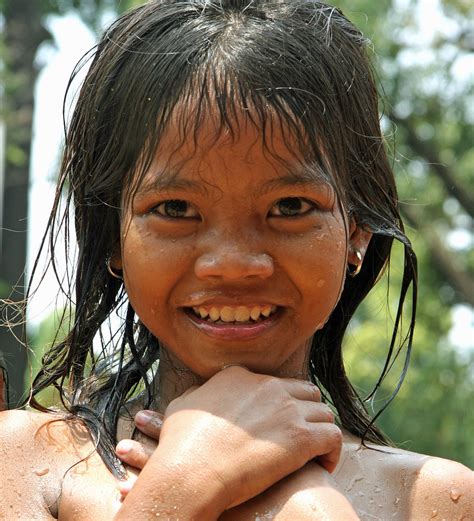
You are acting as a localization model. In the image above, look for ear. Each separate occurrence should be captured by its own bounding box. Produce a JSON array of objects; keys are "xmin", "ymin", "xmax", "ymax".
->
[
  {"xmin": 109, "ymin": 243, "xmax": 123, "ymax": 271},
  {"xmin": 348, "ymin": 218, "xmax": 372, "ymax": 268}
]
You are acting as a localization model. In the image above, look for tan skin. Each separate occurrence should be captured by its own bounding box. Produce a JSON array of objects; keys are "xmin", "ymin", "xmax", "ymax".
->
[{"xmin": 0, "ymin": 120, "xmax": 472, "ymax": 520}]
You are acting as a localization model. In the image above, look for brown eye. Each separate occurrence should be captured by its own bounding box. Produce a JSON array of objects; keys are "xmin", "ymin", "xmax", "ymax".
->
[
  {"xmin": 153, "ymin": 200, "xmax": 199, "ymax": 218},
  {"xmin": 269, "ymin": 197, "xmax": 315, "ymax": 217}
]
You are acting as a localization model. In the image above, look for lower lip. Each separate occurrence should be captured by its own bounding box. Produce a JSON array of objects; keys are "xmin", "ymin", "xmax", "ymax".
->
[{"xmin": 184, "ymin": 308, "xmax": 283, "ymax": 340}]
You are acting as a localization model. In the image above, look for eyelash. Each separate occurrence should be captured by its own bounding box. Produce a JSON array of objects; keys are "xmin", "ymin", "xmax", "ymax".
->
[
  {"xmin": 149, "ymin": 197, "xmax": 317, "ymax": 220},
  {"xmin": 268, "ymin": 197, "xmax": 317, "ymax": 218},
  {"xmin": 150, "ymin": 200, "xmax": 199, "ymax": 219}
]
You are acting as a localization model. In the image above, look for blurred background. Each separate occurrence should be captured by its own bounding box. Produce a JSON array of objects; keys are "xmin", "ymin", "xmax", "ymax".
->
[{"xmin": 0, "ymin": 0, "xmax": 472, "ymax": 466}]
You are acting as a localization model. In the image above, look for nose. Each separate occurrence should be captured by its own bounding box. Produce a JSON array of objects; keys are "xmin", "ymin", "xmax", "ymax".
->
[{"xmin": 194, "ymin": 247, "xmax": 274, "ymax": 281}]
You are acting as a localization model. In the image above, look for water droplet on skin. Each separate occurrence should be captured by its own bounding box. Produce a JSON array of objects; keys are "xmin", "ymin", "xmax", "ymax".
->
[
  {"xmin": 450, "ymin": 488, "xmax": 462, "ymax": 502},
  {"xmin": 374, "ymin": 485, "xmax": 381, "ymax": 493},
  {"xmin": 34, "ymin": 467, "xmax": 49, "ymax": 476},
  {"xmin": 345, "ymin": 474, "xmax": 363, "ymax": 492},
  {"xmin": 430, "ymin": 510, "xmax": 438, "ymax": 518},
  {"xmin": 394, "ymin": 497, "xmax": 400, "ymax": 506}
]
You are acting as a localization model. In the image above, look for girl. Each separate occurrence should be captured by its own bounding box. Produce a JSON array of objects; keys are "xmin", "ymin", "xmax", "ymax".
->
[{"xmin": 0, "ymin": 0, "xmax": 471, "ymax": 519}]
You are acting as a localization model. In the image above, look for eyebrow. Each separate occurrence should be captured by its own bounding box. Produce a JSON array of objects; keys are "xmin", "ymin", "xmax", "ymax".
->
[
  {"xmin": 135, "ymin": 169, "xmax": 209, "ymax": 197},
  {"xmin": 258, "ymin": 164, "xmax": 333, "ymax": 196},
  {"xmin": 135, "ymin": 162, "xmax": 332, "ymax": 197}
]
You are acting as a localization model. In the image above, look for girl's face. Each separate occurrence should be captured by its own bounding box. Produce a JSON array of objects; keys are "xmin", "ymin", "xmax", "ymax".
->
[{"xmin": 114, "ymin": 117, "xmax": 369, "ymax": 378}]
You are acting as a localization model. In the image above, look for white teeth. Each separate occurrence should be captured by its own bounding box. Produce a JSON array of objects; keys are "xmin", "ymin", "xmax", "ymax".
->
[
  {"xmin": 235, "ymin": 306, "xmax": 250, "ymax": 322},
  {"xmin": 250, "ymin": 306, "xmax": 261, "ymax": 321},
  {"xmin": 194, "ymin": 306, "xmax": 209, "ymax": 319},
  {"xmin": 192, "ymin": 304, "xmax": 278, "ymax": 323},
  {"xmin": 209, "ymin": 307, "xmax": 220, "ymax": 321},
  {"xmin": 220, "ymin": 306, "xmax": 236, "ymax": 322}
]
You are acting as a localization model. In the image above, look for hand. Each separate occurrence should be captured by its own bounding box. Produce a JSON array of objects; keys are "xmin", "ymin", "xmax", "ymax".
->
[
  {"xmin": 116, "ymin": 366, "xmax": 342, "ymax": 516},
  {"xmin": 115, "ymin": 411, "xmax": 163, "ymax": 497}
]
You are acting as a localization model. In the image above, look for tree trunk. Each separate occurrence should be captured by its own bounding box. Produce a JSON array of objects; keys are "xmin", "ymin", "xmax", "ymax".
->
[{"xmin": 0, "ymin": 0, "xmax": 49, "ymax": 407}]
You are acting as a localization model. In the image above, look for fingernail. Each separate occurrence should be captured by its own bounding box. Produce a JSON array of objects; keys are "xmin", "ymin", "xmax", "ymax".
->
[
  {"xmin": 116, "ymin": 440, "xmax": 133, "ymax": 455},
  {"xmin": 135, "ymin": 410, "xmax": 154, "ymax": 426}
]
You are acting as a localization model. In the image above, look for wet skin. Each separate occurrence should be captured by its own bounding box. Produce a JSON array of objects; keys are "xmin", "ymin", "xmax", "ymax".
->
[{"xmin": 113, "ymin": 119, "xmax": 367, "ymax": 381}]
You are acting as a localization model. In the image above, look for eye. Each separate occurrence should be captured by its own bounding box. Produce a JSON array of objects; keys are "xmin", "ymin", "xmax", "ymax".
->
[
  {"xmin": 151, "ymin": 199, "xmax": 199, "ymax": 219},
  {"xmin": 269, "ymin": 197, "xmax": 315, "ymax": 217}
]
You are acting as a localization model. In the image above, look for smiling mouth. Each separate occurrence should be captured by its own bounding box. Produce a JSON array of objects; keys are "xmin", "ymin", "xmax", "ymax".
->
[{"xmin": 186, "ymin": 304, "xmax": 278, "ymax": 324}]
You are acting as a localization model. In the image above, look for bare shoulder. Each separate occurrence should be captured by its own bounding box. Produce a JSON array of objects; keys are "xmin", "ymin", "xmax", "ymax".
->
[
  {"xmin": 407, "ymin": 452, "xmax": 473, "ymax": 520},
  {"xmin": 0, "ymin": 408, "xmax": 114, "ymax": 519},
  {"xmin": 0, "ymin": 407, "xmax": 96, "ymax": 457},
  {"xmin": 0, "ymin": 409, "xmax": 62, "ymax": 519},
  {"xmin": 363, "ymin": 442, "xmax": 473, "ymax": 520}
]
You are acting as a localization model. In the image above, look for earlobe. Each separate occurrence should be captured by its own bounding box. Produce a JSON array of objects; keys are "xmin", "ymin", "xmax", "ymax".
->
[
  {"xmin": 110, "ymin": 250, "xmax": 123, "ymax": 271},
  {"xmin": 347, "ymin": 221, "xmax": 372, "ymax": 277},
  {"xmin": 107, "ymin": 246, "xmax": 123, "ymax": 279}
]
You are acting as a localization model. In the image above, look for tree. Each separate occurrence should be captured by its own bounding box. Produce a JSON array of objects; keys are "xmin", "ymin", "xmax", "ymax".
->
[
  {"xmin": 0, "ymin": 0, "xmax": 136, "ymax": 407},
  {"xmin": 0, "ymin": 0, "xmax": 49, "ymax": 407}
]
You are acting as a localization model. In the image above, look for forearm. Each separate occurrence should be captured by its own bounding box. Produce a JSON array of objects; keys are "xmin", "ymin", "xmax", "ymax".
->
[{"xmin": 114, "ymin": 450, "xmax": 226, "ymax": 521}]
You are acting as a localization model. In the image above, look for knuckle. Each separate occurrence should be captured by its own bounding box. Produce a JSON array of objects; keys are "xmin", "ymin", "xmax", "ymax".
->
[
  {"xmin": 307, "ymin": 383, "xmax": 321, "ymax": 402},
  {"xmin": 281, "ymin": 397, "xmax": 299, "ymax": 417},
  {"xmin": 321, "ymin": 404, "xmax": 335, "ymax": 423},
  {"xmin": 326, "ymin": 423, "xmax": 343, "ymax": 445},
  {"xmin": 261, "ymin": 374, "xmax": 282, "ymax": 394},
  {"xmin": 294, "ymin": 421, "xmax": 313, "ymax": 446}
]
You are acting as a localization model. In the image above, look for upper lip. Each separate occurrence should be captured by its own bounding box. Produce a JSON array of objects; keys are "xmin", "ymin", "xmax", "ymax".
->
[{"xmin": 182, "ymin": 291, "xmax": 286, "ymax": 308}]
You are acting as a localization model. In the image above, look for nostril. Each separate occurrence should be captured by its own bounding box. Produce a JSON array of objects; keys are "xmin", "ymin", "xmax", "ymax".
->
[{"xmin": 194, "ymin": 252, "xmax": 274, "ymax": 280}]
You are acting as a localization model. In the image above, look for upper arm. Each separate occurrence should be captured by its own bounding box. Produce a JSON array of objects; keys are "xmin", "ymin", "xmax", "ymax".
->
[
  {"xmin": 221, "ymin": 462, "xmax": 359, "ymax": 521},
  {"xmin": 410, "ymin": 457, "xmax": 474, "ymax": 520},
  {"xmin": 0, "ymin": 410, "xmax": 55, "ymax": 520}
]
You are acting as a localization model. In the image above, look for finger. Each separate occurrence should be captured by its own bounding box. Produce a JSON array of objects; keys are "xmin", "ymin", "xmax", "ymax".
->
[
  {"xmin": 307, "ymin": 423, "xmax": 342, "ymax": 473},
  {"xmin": 282, "ymin": 378, "xmax": 321, "ymax": 402},
  {"xmin": 117, "ymin": 475, "xmax": 137, "ymax": 499},
  {"xmin": 116, "ymin": 439, "xmax": 154, "ymax": 469},
  {"xmin": 134, "ymin": 410, "xmax": 163, "ymax": 439},
  {"xmin": 303, "ymin": 402, "xmax": 335, "ymax": 424}
]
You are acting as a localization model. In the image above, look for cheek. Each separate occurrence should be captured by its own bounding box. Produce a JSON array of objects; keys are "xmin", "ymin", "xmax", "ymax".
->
[
  {"xmin": 121, "ymin": 224, "xmax": 194, "ymax": 319},
  {"xmin": 286, "ymin": 222, "xmax": 347, "ymax": 323}
]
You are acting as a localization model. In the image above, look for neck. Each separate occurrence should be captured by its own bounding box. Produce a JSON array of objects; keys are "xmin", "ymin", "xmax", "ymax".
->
[{"xmin": 151, "ymin": 342, "xmax": 312, "ymax": 414}]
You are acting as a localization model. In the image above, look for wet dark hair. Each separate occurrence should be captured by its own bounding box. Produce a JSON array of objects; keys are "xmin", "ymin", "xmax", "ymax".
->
[{"xmin": 27, "ymin": 0, "xmax": 417, "ymax": 477}]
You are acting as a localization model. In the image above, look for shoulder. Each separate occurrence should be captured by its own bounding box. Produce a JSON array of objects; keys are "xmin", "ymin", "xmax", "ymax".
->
[
  {"xmin": 0, "ymin": 408, "xmax": 52, "ymax": 450},
  {"xmin": 0, "ymin": 408, "xmax": 104, "ymax": 519},
  {"xmin": 0, "ymin": 407, "xmax": 94, "ymax": 456},
  {"xmin": 408, "ymin": 454, "xmax": 473, "ymax": 520},
  {"xmin": 0, "ymin": 409, "xmax": 59, "ymax": 518},
  {"xmin": 365, "ymin": 443, "xmax": 473, "ymax": 520}
]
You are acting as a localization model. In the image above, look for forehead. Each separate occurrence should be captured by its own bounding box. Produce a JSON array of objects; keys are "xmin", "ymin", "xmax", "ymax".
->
[{"xmin": 132, "ymin": 107, "xmax": 334, "ymax": 196}]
